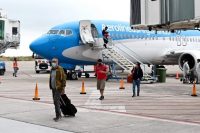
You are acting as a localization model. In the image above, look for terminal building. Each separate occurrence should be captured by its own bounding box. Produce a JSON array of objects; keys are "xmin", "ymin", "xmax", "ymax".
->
[{"xmin": 130, "ymin": 0, "xmax": 200, "ymax": 31}]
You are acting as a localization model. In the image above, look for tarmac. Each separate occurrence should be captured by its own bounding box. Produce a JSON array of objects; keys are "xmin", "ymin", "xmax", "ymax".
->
[{"xmin": 1, "ymin": 61, "xmax": 200, "ymax": 133}]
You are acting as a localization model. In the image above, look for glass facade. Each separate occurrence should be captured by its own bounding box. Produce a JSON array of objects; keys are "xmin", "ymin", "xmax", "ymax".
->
[
  {"xmin": 130, "ymin": 0, "xmax": 141, "ymax": 25},
  {"xmin": 161, "ymin": 0, "xmax": 194, "ymax": 23},
  {"xmin": 0, "ymin": 20, "xmax": 4, "ymax": 40}
]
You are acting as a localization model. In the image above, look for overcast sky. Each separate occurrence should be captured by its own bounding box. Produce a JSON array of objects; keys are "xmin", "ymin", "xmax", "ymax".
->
[{"xmin": 1, "ymin": 0, "xmax": 130, "ymax": 57}]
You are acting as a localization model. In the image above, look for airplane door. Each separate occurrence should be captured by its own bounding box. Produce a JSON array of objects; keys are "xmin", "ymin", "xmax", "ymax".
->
[{"xmin": 79, "ymin": 20, "xmax": 95, "ymax": 45}]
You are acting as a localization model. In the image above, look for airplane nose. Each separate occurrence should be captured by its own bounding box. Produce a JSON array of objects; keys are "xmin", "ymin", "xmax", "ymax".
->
[{"xmin": 29, "ymin": 35, "xmax": 50, "ymax": 56}]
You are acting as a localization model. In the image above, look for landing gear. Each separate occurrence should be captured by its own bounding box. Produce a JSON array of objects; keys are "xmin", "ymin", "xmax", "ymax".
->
[
  {"xmin": 85, "ymin": 73, "xmax": 90, "ymax": 78},
  {"xmin": 66, "ymin": 70, "xmax": 78, "ymax": 80}
]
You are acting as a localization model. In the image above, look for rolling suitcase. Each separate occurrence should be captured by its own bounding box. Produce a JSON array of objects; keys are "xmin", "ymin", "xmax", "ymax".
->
[{"xmin": 60, "ymin": 94, "xmax": 77, "ymax": 116}]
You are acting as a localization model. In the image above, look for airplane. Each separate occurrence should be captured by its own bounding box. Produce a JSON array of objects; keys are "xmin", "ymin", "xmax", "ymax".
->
[{"xmin": 29, "ymin": 20, "xmax": 200, "ymax": 80}]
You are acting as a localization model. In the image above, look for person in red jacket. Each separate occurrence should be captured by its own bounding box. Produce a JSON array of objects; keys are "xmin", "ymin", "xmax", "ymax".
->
[
  {"xmin": 95, "ymin": 59, "xmax": 108, "ymax": 100},
  {"xmin": 13, "ymin": 57, "xmax": 18, "ymax": 77}
]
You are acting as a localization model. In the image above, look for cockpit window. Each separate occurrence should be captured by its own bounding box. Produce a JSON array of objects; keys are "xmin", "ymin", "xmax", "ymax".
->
[
  {"xmin": 47, "ymin": 29, "xmax": 72, "ymax": 36},
  {"xmin": 66, "ymin": 30, "xmax": 72, "ymax": 36},
  {"xmin": 59, "ymin": 30, "xmax": 65, "ymax": 35},
  {"xmin": 47, "ymin": 30, "xmax": 59, "ymax": 34}
]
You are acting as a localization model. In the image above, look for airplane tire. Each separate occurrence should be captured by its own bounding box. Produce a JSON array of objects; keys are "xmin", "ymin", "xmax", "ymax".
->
[
  {"xmin": 78, "ymin": 72, "xmax": 82, "ymax": 78},
  {"xmin": 85, "ymin": 73, "xmax": 89, "ymax": 78},
  {"xmin": 36, "ymin": 71, "xmax": 40, "ymax": 74},
  {"xmin": 0, "ymin": 70, "xmax": 4, "ymax": 75},
  {"xmin": 71, "ymin": 72, "xmax": 78, "ymax": 80}
]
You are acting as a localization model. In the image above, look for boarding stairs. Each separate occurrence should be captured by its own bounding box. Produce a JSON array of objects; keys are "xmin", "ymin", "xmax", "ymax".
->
[
  {"xmin": 102, "ymin": 41, "xmax": 156, "ymax": 82},
  {"xmin": 103, "ymin": 48, "xmax": 134, "ymax": 72}
]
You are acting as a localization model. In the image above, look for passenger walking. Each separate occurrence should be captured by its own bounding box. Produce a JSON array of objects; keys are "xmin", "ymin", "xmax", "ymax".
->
[
  {"xmin": 182, "ymin": 60, "xmax": 190, "ymax": 83},
  {"xmin": 13, "ymin": 57, "xmax": 18, "ymax": 77},
  {"xmin": 102, "ymin": 26, "xmax": 109, "ymax": 48},
  {"xmin": 95, "ymin": 59, "xmax": 108, "ymax": 100},
  {"xmin": 49, "ymin": 58, "xmax": 66, "ymax": 122},
  {"xmin": 196, "ymin": 59, "xmax": 200, "ymax": 83},
  {"xmin": 132, "ymin": 62, "xmax": 143, "ymax": 97}
]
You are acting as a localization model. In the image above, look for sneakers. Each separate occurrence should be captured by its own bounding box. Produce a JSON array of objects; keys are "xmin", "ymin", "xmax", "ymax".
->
[
  {"xmin": 99, "ymin": 96, "xmax": 104, "ymax": 100},
  {"xmin": 53, "ymin": 116, "xmax": 61, "ymax": 122}
]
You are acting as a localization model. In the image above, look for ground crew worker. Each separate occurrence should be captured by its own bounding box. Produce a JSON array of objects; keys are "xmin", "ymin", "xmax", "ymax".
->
[
  {"xmin": 102, "ymin": 26, "xmax": 109, "ymax": 48},
  {"xmin": 183, "ymin": 60, "xmax": 190, "ymax": 83},
  {"xmin": 132, "ymin": 62, "xmax": 143, "ymax": 97},
  {"xmin": 13, "ymin": 57, "xmax": 18, "ymax": 77},
  {"xmin": 49, "ymin": 58, "xmax": 66, "ymax": 122},
  {"xmin": 196, "ymin": 59, "xmax": 200, "ymax": 83},
  {"xmin": 95, "ymin": 59, "xmax": 108, "ymax": 100}
]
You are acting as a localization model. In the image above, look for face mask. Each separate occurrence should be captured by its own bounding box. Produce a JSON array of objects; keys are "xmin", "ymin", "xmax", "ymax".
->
[{"xmin": 52, "ymin": 63, "xmax": 57, "ymax": 68}]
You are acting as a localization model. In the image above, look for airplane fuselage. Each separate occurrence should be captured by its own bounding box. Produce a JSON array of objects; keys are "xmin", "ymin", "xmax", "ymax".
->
[{"xmin": 29, "ymin": 20, "xmax": 200, "ymax": 71}]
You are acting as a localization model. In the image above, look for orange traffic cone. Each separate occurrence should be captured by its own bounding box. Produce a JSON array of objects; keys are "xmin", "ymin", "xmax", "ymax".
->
[
  {"xmin": 33, "ymin": 83, "xmax": 40, "ymax": 100},
  {"xmin": 119, "ymin": 79, "xmax": 125, "ymax": 89},
  {"xmin": 80, "ymin": 80, "xmax": 86, "ymax": 94},
  {"xmin": 191, "ymin": 81, "xmax": 197, "ymax": 97},
  {"xmin": 175, "ymin": 72, "xmax": 179, "ymax": 79}
]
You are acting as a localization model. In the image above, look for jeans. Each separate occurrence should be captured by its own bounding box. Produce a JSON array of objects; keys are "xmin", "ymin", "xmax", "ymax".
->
[
  {"xmin": 52, "ymin": 89, "xmax": 61, "ymax": 117},
  {"xmin": 13, "ymin": 67, "xmax": 18, "ymax": 77},
  {"xmin": 132, "ymin": 79, "xmax": 140, "ymax": 96}
]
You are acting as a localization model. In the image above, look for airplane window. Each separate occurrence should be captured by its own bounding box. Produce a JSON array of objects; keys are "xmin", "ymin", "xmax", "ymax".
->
[
  {"xmin": 47, "ymin": 30, "xmax": 59, "ymax": 34},
  {"xmin": 66, "ymin": 30, "xmax": 72, "ymax": 36},
  {"xmin": 59, "ymin": 30, "xmax": 65, "ymax": 35}
]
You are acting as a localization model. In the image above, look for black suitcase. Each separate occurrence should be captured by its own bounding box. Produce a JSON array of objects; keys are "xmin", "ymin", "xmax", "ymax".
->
[{"xmin": 60, "ymin": 94, "xmax": 77, "ymax": 116}]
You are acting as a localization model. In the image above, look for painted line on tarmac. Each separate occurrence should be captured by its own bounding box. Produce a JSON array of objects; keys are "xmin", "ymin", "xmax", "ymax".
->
[
  {"xmin": 84, "ymin": 90, "xmax": 126, "ymax": 112},
  {"xmin": 1, "ymin": 95, "xmax": 200, "ymax": 126},
  {"xmin": 20, "ymin": 71, "xmax": 33, "ymax": 78},
  {"xmin": 79, "ymin": 106, "xmax": 200, "ymax": 126}
]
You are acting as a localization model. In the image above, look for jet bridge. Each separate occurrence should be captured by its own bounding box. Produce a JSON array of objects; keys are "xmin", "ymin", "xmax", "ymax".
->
[{"xmin": 0, "ymin": 9, "xmax": 20, "ymax": 54}]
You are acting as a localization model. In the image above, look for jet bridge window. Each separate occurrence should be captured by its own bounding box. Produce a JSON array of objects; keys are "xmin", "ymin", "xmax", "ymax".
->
[
  {"xmin": 0, "ymin": 20, "xmax": 4, "ymax": 39},
  {"xmin": 12, "ymin": 27, "xmax": 18, "ymax": 35}
]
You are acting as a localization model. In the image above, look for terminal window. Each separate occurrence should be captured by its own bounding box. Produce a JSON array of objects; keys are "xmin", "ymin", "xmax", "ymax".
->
[
  {"xmin": 12, "ymin": 27, "xmax": 18, "ymax": 35},
  {"xmin": 0, "ymin": 20, "xmax": 4, "ymax": 39}
]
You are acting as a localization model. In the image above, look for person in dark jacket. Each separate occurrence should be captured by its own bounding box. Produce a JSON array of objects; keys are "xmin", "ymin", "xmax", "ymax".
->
[
  {"xmin": 49, "ymin": 58, "xmax": 66, "ymax": 122},
  {"xmin": 102, "ymin": 26, "xmax": 109, "ymax": 48},
  {"xmin": 132, "ymin": 62, "xmax": 143, "ymax": 97}
]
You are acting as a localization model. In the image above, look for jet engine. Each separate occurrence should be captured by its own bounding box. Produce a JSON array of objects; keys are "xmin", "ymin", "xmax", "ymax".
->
[{"xmin": 178, "ymin": 51, "xmax": 200, "ymax": 71}]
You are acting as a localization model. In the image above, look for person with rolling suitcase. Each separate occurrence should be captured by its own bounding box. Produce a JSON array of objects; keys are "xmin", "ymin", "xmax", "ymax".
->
[
  {"xmin": 60, "ymin": 94, "xmax": 77, "ymax": 117},
  {"xmin": 49, "ymin": 58, "xmax": 66, "ymax": 122}
]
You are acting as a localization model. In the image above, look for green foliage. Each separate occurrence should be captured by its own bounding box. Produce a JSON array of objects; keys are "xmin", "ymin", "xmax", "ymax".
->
[{"xmin": 0, "ymin": 56, "xmax": 34, "ymax": 61}]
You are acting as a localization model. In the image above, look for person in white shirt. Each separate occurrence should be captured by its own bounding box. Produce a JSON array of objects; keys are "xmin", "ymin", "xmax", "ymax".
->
[{"xmin": 182, "ymin": 60, "xmax": 190, "ymax": 83}]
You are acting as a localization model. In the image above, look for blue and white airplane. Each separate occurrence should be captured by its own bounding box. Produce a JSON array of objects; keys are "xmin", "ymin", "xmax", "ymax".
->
[{"xmin": 30, "ymin": 20, "xmax": 200, "ymax": 79}]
